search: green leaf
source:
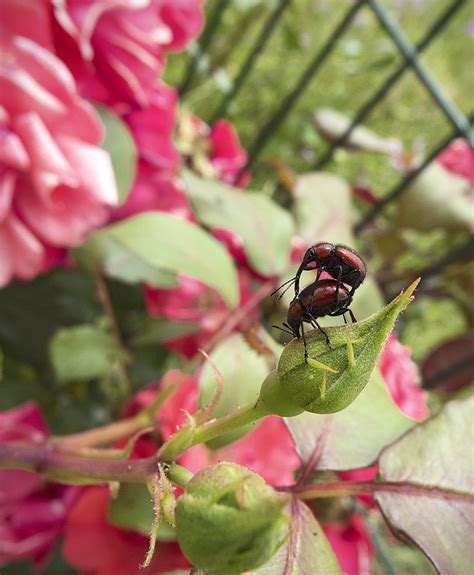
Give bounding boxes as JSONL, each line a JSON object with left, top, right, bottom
{"left": 131, "top": 317, "right": 199, "bottom": 346}
{"left": 86, "top": 234, "right": 178, "bottom": 288}
{"left": 108, "top": 483, "right": 176, "bottom": 540}
{"left": 183, "top": 170, "right": 294, "bottom": 276}
{"left": 277, "top": 279, "right": 419, "bottom": 414}
{"left": 50, "top": 324, "right": 129, "bottom": 383}
{"left": 0, "top": 270, "right": 99, "bottom": 366}
{"left": 375, "top": 396, "right": 474, "bottom": 575}
{"left": 199, "top": 334, "right": 270, "bottom": 448}
{"left": 97, "top": 106, "right": 137, "bottom": 204}
{"left": 285, "top": 371, "right": 414, "bottom": 471}
{"left": 292, "top": 172, "right": 354, "bottom": 246}
{"left": 90, "top": 212, "right": 239, "bottom": 307}
{"left": 252, "top": 499, "right": 341, "bottom": 574}
{"left": 397, "top": 163, "right": 473, "bottom": 232}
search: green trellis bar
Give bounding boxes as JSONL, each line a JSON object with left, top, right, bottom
{"left": 369, "top": 0, "right": 471, "bottom": 140}
{"left": 179, "top": 0, "right": 230, "bottom": 96}
{"left": 210, "top": 0, "right": 292, "bottom": 123}
{"left": 313, "top": 0, "right": 468, "bottom": 169}
{"left": 239, "top": 0, "right": 366, "bottom": 176}
{"left": 354, "top": 112, "right": 474, "bottom": 234}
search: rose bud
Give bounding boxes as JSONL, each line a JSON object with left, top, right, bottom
{"left": 175, "top": 462, "right": 289, "bottom": 573}
{"left": 266, "top": 280, "right": 419, "bottom": 415}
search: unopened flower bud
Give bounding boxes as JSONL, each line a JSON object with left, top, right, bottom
{"left": 276, "top": 280, "right": 419, "bottom": 414}
{"left": 175, "top": 462, "right": 289, "bottom": 573}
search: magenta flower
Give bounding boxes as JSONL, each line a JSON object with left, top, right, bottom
{"left": 379, "top": 333, "right": 428, "bottom": 422}
{"left": 0, "top": 403, "right": 78, "bottom": 568}
{"left": 323, "top": 514, "right": 374, "bottom": 575}
{"left": 0, "top": 1, "right": 117, "bottom": 287}
{"left": 62, "top": 486, "right": 189, "bottom": 575}
{"left": 145, "top": 270, "right": 259, "bottom": 358}
{"left": 436, "top": 138, "right": 474, "bottom": 183}
{"left": 111, "top": 161, "right": 194, "bottom": 222}
{"left": 177, "top": 113, "right": 250, "bottom": 187}
{"left": 52, "top": 0, "right": 204, "bottom": 106}
{"left": 209, "top": 120, "right": 250, "bottom": 187}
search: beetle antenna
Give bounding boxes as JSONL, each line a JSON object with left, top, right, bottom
{"left": 270, "top": 276, "right": 296, "bottom": 298}
{"left": 272, "top": 324, "right": 295, "bottom": 337}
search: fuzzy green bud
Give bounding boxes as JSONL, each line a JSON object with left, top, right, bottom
{"left": 175, "top": 462, "right": 289, "bottom": 574}
{"left": 258, "top": 369, "right": 305, "bottom": 417}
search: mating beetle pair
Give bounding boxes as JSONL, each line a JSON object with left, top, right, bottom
{"left": 274, "top": 242, "right": 367, "bottom": 360}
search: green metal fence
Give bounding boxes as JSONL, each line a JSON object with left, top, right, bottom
{"left": 177, "top": 0, "right": 473, "bottom": 267}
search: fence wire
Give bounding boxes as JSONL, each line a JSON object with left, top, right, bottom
{"left": 179, "top": 0, "right": 472, "bottom": 251}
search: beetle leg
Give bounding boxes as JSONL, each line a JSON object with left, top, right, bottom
{"left": 301, "top": 322, "right": 309, "bottom": 362}
{"left": 348, "top": 309, "right": 357, "bottom": 324}
{"left": 308, "top": 316, "right": 331, "bottom": 348}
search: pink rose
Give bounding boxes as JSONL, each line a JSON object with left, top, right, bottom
{"left": 177, "top": 113, "right": 250, "bottom": 187}
{"left": 52, "top": 0, "right": 204, "bottom": 106}
{"left": 145, "top": 270, "right": 259, "bottom": 358}
{"left": 111, "top": 160, "right": 194, "bottom": 222}
{"left": 0, "top": 5, "right": 117, "bottom": 287}
{"left": 436, "top": 138, "right": 474, "bottom": 183}
{"left": 209, "top": 120, "right": 250, "bottom": 187}
{"left": 124, "top": 83, "right": 178, "bottom": 171}
{"left": 62, "top": 486, "right": 189, "bottom": 575}
{"left": 323, "top": 514, "right": 374, "bottom": 575}
{"left": 0, "top": 403, "right": 78, "bottom": 568}
{"left": 379, "top": 333, "right": 429, "bottom": 422}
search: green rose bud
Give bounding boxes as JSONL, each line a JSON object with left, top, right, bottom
{"left": 276, "top": 279, "right": 419, "bottom": 414}
{"left": 175, "top": 462, "right": 289, "bottom": 574}
{"left": 258, "top": 369, "right": 304, "bottom": 417}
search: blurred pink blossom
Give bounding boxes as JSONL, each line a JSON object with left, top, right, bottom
{"left": 145, "top": 270, "right": 259, "bottom": 358}
{"left": 51, "top": 0, "right": 204, "bottom": 106}
{"left": 0, "top": 403, "right": 78, "bottom": 568}
{"left": 177, "top": 113, "right": 250, "bottom": 187}
{"left": 111, "top": 160, "right": 194, "bottom": 222}
{"left": 323, "top": 514, "right": 374, "bottom": 575}
{"left": 380, "top": 333, "right": 428, "bottom": 422}
{"left": 0, "top": 3, "right": 117, "bottom": 287}
{"left": 63, "top": 486, "right": 189, "bottom": 575}
{"left": 209, "top": 119, "right": 250, "bottom": 186}
{"left": 436, "top": 138, "right": 474, "bottom": 183}
{"left": 124, "top": 83, "right": 178, "bottom": 171}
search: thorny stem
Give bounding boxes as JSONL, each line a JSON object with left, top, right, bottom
{"left": 158, "top": 399, "right": 269, "bottom": 461}
{"left": 95, "top": 269, "right": 132, "bottom": 396}
{"left": 3, "top": 280, "right": 277, "bottom": 485}
{"left": 52, "top": 279, "right": 277, "bottom": 452}
{"left": 52, "top": 377, "right": 180, "bottom": 450}
{"left": 0, "top": 442, "right": 193, "bottom": 487}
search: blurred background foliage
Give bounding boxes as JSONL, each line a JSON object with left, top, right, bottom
{"left": 1, "top": 1, "right": 472, "bottom": 572}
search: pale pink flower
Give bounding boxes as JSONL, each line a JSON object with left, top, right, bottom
{"left": 0, "top": 403, "right": 78, "bottom": 568}
{"left": 52, "top": 0, "right": 204, "bottom": 106}
{"left": 380, "top": 333, "right": 428, "bottom": 422}
{"left": 0, "top": 3, "right": 117, "bottom": 287}
{"left": 145, "top": 270, "right": 259, "bottom": 358}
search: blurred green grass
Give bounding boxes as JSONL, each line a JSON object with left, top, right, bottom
{"left": 166, "top": 0, "right": 472, "bottom": 194}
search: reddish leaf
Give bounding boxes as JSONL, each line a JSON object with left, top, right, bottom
{"left": 253, "top": 499, "right": 341, "bottom": 574}
{"left": 375, "top": 396, "right": 474, "bottom": 574}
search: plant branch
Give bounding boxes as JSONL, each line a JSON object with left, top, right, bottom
{"left": 158, "top": 399, "right": 269, "bottom": 461}
{"left": 52, "top": 377, "right": 181, "bottom": 450}
{"left": 287, "top": 480, "right": 473, "bottom": 502}
{"left": 0, "top": 443, "right": 156, "bottom": 484}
